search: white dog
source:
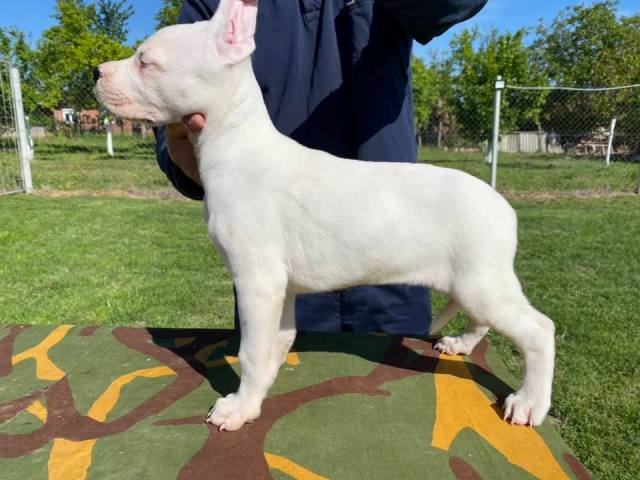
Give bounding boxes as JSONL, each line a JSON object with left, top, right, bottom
{"left": 96, "top": 0, "right": 555, "bottom": 431}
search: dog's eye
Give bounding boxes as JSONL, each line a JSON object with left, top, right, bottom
{"left": 138, "top": 53, "right": 151, "bottom": 68}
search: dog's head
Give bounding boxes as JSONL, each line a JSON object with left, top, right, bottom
{"left": 95, "top": 0, "right": 257, "bottom": 125}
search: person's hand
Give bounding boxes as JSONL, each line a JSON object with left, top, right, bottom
{"left": 166, "top": 114, "right": 206, "bottom": 185}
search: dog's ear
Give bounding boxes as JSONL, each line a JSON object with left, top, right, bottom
{"left": 212, "top": 0, "right": 258, "bottom": 65}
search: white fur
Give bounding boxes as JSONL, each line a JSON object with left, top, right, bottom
{"left": 97, "top": 0, "right": 555, "bottom": 431}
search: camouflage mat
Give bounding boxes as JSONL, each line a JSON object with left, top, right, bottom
{"left": 0, "top": 325, "right": 590, "bottom": 480}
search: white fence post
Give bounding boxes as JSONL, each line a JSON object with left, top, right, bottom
{"left": 105, "top": 118, "right": 114, "bottom": 156}
{"left": 9, "top": 67, "right": 33, "bottom": 193}
{"left": 605, "top": 117, "right": 616, "bottom": 167}
{"left": 490, "top": 75, "right": 505, "bottom": 189}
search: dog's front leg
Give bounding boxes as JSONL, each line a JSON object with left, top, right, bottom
{"left": 269, "top": 293, "right": 297, "bottom": 371}
{"left": 206, "top": 273, "right": 287, "bottom": 431}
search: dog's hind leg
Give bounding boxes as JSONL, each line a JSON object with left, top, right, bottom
{"left": 434, "top": 319, "right": 489, "bottom": 356}
{"left": 430, "top": 299, "right": 490, "bottom": 355}
{"left": 457, "top": 272, "right": 555, "bottom": 426}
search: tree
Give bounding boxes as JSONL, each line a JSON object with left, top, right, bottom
{"left": 536, "top": 0, "right": 639, "bottom": 87}
{"left": 445, "top": 28, "right": 548, "bottom": 144}
{"left": 155, "top": 0, "right": 183, "bottom": 29}
{"left": 411, "top": 57, "right": 441, "bottom": 145}
{"left": 0, "top": 28, "right": 40, "bottom": 116}
{"left": 31, "top": 0, "right": 133, "bottom": 112}
{"left": 93, "top": 0, "right": 134, "bottom": 44}
{"left": 534, "top": 1, "right": 640, "bottom": 149}
{"left": 0, "top": 28, "right": 33, "bottom": 73}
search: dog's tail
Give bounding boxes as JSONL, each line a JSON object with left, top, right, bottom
{"left": 429, "top": 300, "right": 460, "bottom": 334}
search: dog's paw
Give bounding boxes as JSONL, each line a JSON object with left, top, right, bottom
{"left": 206, "top": 393, "right": 260, "bottom": 431}
{"left": 434, "top": 336, "right": 472, "bottom": 356}
{"left": 503, "top": 391, "right": 550, "bottom": 426}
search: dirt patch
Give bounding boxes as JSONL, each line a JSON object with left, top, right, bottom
{"left": 502, "top": 189, "right": 639, "bottom": 200}
{"left": 30, "top": 188, "right": 639, "bottom": 202}
{"left": 33, "top": 188, "right": 190, "bottom": 201}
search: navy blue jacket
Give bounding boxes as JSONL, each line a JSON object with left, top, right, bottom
{"left": 155, "top": 0, "right": 486, "bottom": 334}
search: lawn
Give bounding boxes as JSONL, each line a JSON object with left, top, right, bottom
{"left": 9, "top": 135, "right": 640, "bottom": 195}
{"left": 419, "top": 147, "right": 640, "bottom": 194}
{"left": 26, "top": 134, "right": 173, "bottom": 194}
{"left": 1, "top": 135, "right": 639, "bottom": 478}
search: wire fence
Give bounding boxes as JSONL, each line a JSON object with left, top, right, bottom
{"left": 3, "top": 65, "right": 640, "bottom": 197}
{"left": 500, "top": 83, "right": 640, "bottom": 160}
{"left": 419, "top": 78, "right": 640, "bottom": 194}
{"left": 22, "top": 85, "right": 155, "bottom": 153}
{"left": 490, "top": 81, "right": 640, "bottom": 192}
{"left": 0, "top": 62, "right": 23, "bottom": 195}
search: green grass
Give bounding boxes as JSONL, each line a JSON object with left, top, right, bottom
{"left": 419, "top": 147, "right": 640, "bottom": 193}
{"left": 28, "top": 134, "right": 173, "bottom": 193}
{"left": 0, "top": 195, "right": 232, "bottom": 327}
{"left": 1, "top": 194, "right": 638, "bottom": 478}
{"left": 12, "top": 136, "right": 640, "bottom": 195}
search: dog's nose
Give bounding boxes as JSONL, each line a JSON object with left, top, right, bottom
{"left": 93, "top": 67, "right": 102, "bottom": 83}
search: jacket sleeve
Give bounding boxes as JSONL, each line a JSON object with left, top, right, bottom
{"left": 153, "top": 0, "right": 219, "bottom": 201}
{"left": 381, "top": 0, "right": 488, "bottom": 44}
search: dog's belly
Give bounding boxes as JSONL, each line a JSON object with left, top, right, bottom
{"left": 283, "top": 217, "right": 455, "bottom": 294}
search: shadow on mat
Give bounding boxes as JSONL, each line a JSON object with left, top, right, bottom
{"left": 147, "top": 328, "right": 515, "bottom": 416}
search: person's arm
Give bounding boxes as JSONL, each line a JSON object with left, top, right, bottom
{"left": 154, "top": 123, "right": 205, "bottom": 200}
{"left": 381, "top": 0, "right": 488, "bottom": 44}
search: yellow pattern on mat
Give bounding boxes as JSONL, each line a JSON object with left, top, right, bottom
{"left": 26, "top": 400, "right": 48, "bottom": 423}
{"left": 265, "top": 452, "right": 329, "bottom": 480}
{"left": 431, "top": 355, "right": 568, "bottom": 479}
{"left": 195, "top": 340, "right": 239, "bottom": 368}
{"left": 48, "top": 366, "right": 176, "bottom": 480}
{"left": 12, "top": 325, "right": 74, "bottom": 381}
{"left": 286, "top": 352, "right": 300, "bottom": 366}
{"left": 194, "top": 340, "right": 300, "bottom": 369}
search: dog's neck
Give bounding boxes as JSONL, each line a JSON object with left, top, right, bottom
{"left": 192, "top": 60, "right": 289, "bottom": 176}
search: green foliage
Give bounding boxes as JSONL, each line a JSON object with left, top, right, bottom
{"left": 93, "top": 0, "right": 134, "bottom": 44}
{"left": 1, "top": 1, "right": 136, "bottom": 113}
{"left": 412, "top": 1, "right": 639, "bottom": 148}
{"left": 446, "top": 28, "right": 548, "bottom": 141}
{"left": 536, "top": 0, "right": 639, "bottom": 87}
{"left": 155, "top": 0, "right": 183, "bottom": 29}
{"left": 534, "top": 1, "right": 640, "bottom": 145}
{"left": 411, "top": 57, "right": 441, "bottom": 142}
{"left": 30, "top": 0, "right": 134, "bottom": 112}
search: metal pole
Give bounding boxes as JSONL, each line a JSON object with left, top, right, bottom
{"left": 490, "top": 75, "right": 505, "bottom": 189}
{"left": 9, "top": 67, "right": 33, "bottom": 193}
{"left": 605, "top": 117, "right": 616, "bottom": 167}
{"left": 105, "top": 118, "right": 114, "bottom": 156}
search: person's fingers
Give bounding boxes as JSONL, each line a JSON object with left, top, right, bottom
{"left": 166, "top": 122, "right": 189, "bottom": 139}
{"left": 183, "top": 113, "right": 206, "bottom": 132}
{"left": 165, "top": 114, "right": 204, "bottom": 139}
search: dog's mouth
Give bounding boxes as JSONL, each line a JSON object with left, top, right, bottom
{"left": 96, "top": 82, "right": 171, "bottom": 127}
{"left": 97, "top": 93, "right": 157, "bottom": 125}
